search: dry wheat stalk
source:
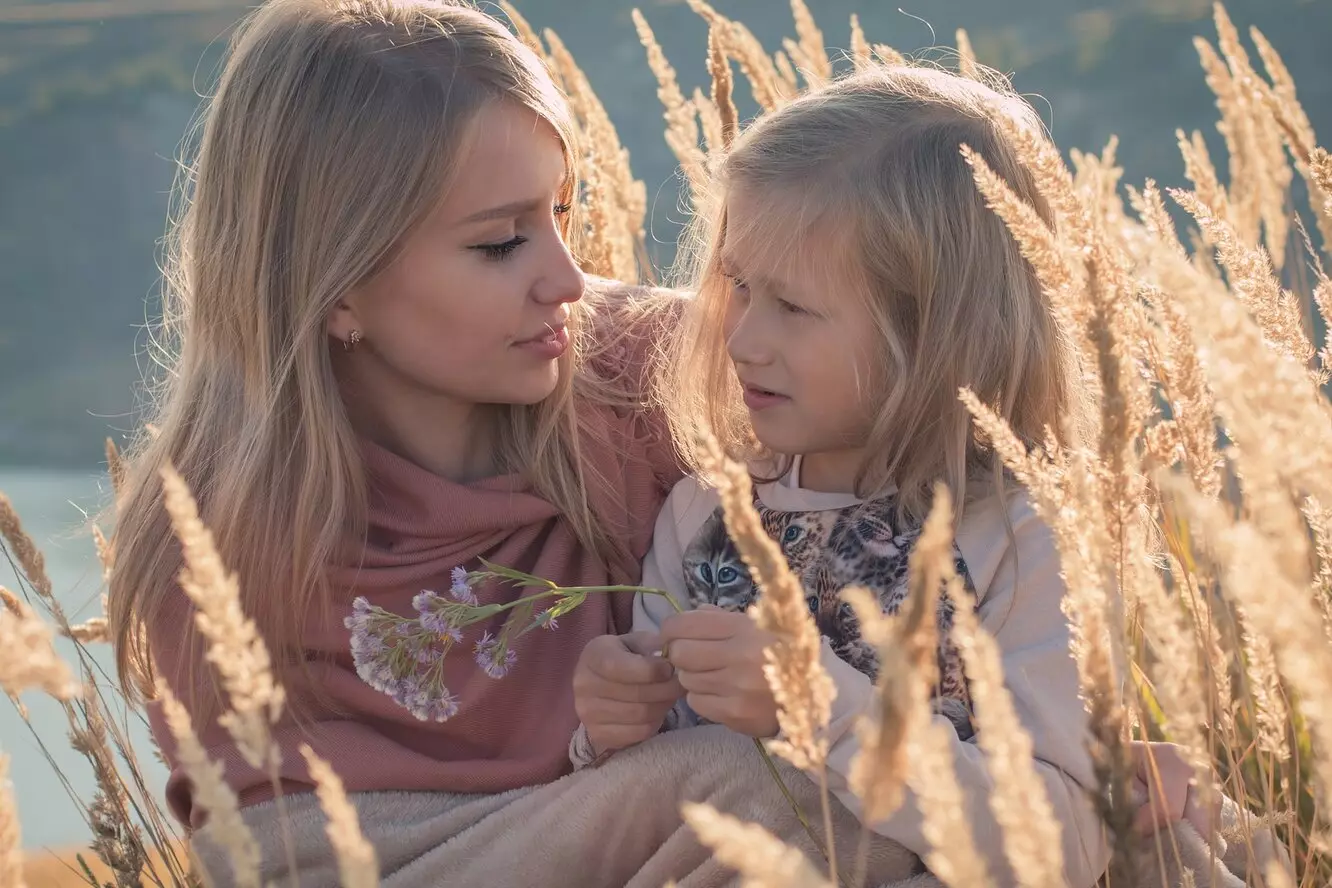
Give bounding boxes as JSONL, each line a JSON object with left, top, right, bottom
{"left": 1209, "top": 4, "right": 1291, "bottom": 265}
{"left": 695, "top": 435, "right": 834, "bottom": 773}
{"left": 160, "top": 464, "right": 284, "bottom": 771}
{"left": 543, "top": 28, "right": 640, "bottom": 282}
{"left": 1235, "top": 616, "right": 1291, "bottom": 758}
{"left": 1122, "top": 524, "right": 1215, "bottom": 798}
{"left": 1304, "top": 496, "right": 1332, "bottom": 642}
{"left": 788, "top": 0, "right": 830, "bottom": 82}
{"left": 694, "top": 88, "right": 725, "bottom": 159}
{"left": 1166, "top": 480, "right": 1332, "bottom": 829}
{"left": 686, "top": 0, "right": 786, "bottom": 112}
{"left": 632, "top": 10, "right": 708, "bottom": 194}
{"left": 156, "top": 681, "right": 260, "bottom": 888}
{"left": 945, "top": 573, "right": 1066, "bottom": 888}
{"left": 70, "top": 680, "right": 149, "bottom": 886}
{"left": 0, "top": 591, "right": 79, "bottom": 700}
{"left": 955, "top": 29, "right": 979, "bottom": 79}
{"left": 0, "top": 755, "right": 23, "bottom": 888}
{"left": 1170, "top": 189, "right": 1318, "bottom": 376}
{"left": 105, "top": 438, "right": 126, "bottom": 499}
{"left": 682, "top": 803, "right": 832, "bottom": 888}
{"left": 299, "top": 745, "right": 379, "bottom": 888}
{"left": 872, "top": 43, "right": 907, "bottom": 67}
{"left": 0, "top": 493, "right": 54, "bottom": 604}
{"left": 772, "top": 50, "right": 801, "bottom": 95}
{"left": 708, "top": 25, "right": 738, "bottom": 150}
{"left": 904, "top": 719, "right": 993, "bottom": 887}
{"left": 845, "top": 488, "right": 958, "bottom": 832}
{"left": 842, "top": 587, "right": 911, "bottom": 826}
{"left": 849, "top": 15, "right": 872, "bottom": 71}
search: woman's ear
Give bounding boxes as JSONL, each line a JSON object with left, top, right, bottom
{"left": 327, "top": 296, "right": 362, "bottom": 345}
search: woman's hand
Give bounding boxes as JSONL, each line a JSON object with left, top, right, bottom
{"left": 659, "top": 607, "right": 780, "bottom": 739}
{"left": 573, "top": 631, "right": 683, "bottom": 756}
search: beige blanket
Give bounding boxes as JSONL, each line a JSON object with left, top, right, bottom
{"left": 193, "top": 723, "right": 1292, "bottom": 888}
{"left": 194, "top": 724, "right": 931, "bottom": 888}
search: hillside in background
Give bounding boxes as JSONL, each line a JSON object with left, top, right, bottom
{"left": 0, "top": 0, "right": 1329, "bottom": 467}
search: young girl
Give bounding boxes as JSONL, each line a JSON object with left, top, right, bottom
{"left": 573, "top": 64, "right": 1106, "bottom": 886}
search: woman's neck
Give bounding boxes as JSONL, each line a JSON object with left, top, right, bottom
{"left": 339, "top": 364, "right": 500, "bottom": 483}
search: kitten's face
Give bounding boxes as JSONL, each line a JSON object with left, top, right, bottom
{"left": 682, "top": 512, "right": 758, "bottom": 611}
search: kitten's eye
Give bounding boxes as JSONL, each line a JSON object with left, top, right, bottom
{"left": 806, "top": 594, "right": 819, "bottom": 614}
{"left": 782, "top": 525, "right": 803, "bottom": 544}
{"left": 696, "top": 563, "right": 714, "bottom": 585}
{"left": 717, "top": 566, "right": 739, "bottom": 584}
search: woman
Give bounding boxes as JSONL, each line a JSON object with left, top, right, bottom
{"left": 107, "top": 0, "right": 915, "bottom": 884}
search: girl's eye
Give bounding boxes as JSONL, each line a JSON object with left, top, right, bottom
{"left": 553, "top": 202, "right": 573, "bottom": 216}
{"left": 727, "top": 274, "right": 750, "bottom": 293}
{"left": 778, "top": 298, "right": 808, "bottom": 316}
{"left": 473, "top": 235, "right": 529, "bottom": 262}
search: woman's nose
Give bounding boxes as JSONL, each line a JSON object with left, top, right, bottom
{"left": 533, "top": 238, "right": 585, "bottom": 306}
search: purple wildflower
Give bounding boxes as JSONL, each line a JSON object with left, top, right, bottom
{"left": 473, "top": 632, "right": 517, "bottom": 679}
{"left": 534, "top": 609, "right": 559, "bottom": 631}
{"left": 413, "top": 590, "right": 463, "bottom": 642}
{"left": 450, "top": 566, "right": 478, "bottom": 604}
{"left": 422, "top": 690, "right": 461, "bottom": 722}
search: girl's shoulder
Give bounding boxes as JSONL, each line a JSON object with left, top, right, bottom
{"left": 955, "top": 482, "right": 1061, "bottom": 610}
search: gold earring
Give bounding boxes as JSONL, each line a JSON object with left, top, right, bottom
{"left": 343, "top": 330, "right": 364, "bottom": 352}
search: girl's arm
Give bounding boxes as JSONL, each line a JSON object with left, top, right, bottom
{"left": 817, "top": 493, "right": 1110, "bottom": 888}
{"left": 569, "top": 476, "right": 717, "bottom": 769}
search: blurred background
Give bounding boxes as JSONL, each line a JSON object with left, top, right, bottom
{"left": 1, "top": 0, "right": 1329, "bottom": 854}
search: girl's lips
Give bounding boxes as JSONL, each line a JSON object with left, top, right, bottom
{"left": 742, "top": 384, "right": 790, "bottom": 411}
{"left": 514, "top": 325, "right": 569, "bottom": 359}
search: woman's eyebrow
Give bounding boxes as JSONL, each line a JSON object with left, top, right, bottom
{"left": 460, "top": 197, "right": 545, "bottom": 224}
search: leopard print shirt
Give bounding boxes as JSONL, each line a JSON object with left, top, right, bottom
{"left": 679, "top": 490, "right": 978, "bottom": 740}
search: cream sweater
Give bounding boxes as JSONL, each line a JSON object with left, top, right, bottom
{"left": 627, "top": 463, "right": 1110, "bottom": 888}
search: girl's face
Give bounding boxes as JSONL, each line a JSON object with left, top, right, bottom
{"left": 331, "top": 101, "right": 584, "bottom": 410}
{"left": 721, "top": 188, "right": 884, "bottom": 493}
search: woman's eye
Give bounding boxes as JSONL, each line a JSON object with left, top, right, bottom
{"left": 473, "top": 235, "right": 529, "bottom": 262}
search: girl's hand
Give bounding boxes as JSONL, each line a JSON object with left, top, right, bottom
{"left": 573, "top": 631, "right": 683, "bottom": 755}
{"left": 659, "top": 606, "right": 780, "bottom": 738}
{"left": 1128, "top": 740, "right": 1219, "bottom": 838}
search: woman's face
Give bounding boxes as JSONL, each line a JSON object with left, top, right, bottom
{"left": 331, "top": 101, "right": 584, "bottom": 409}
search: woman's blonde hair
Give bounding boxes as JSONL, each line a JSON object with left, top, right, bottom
{"left": 664, "top": 64, "right": 1083, "bottom": 522}
{"left": 109, "top": 0, "right": 625, "bottom": 713}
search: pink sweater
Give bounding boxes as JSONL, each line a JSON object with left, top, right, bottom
{"left": 148, "top": 285, "right": 682, "bottom": 827}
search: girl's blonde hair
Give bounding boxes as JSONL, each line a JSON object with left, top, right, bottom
{"left": 664, "top": 64, "right": 1083, "bottom": 522}
{"left": 109, "top": 0, "right": 626, "bottom": 713}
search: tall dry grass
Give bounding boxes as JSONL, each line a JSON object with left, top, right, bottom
{"left": 1, "top": 2, "right": 1330, "bottom": 887}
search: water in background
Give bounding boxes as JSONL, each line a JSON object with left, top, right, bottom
{"left": 1, "top": 467, "right": 169, "bottom": 852}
